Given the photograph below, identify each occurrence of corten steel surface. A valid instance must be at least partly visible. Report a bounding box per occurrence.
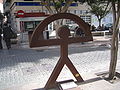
[29,13,93,47]
[44,26,84,89]
[29,13,93,89]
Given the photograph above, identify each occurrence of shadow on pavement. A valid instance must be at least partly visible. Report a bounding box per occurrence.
[77,77,103,85]
[0,43,110,69]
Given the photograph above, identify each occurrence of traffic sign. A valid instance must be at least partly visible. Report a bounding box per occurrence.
[17,10,25,18]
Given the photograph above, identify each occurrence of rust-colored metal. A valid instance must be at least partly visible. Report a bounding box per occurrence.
[29,13,93,89]
[44,26,84,89]
[29,13,93,47]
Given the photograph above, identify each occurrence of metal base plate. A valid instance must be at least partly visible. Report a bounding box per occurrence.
[57,79,81,90]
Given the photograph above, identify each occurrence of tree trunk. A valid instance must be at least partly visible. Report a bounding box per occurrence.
[98,19,101,27]
[109,27,119,79]
[61,0,74,13]
[108,1,120,79]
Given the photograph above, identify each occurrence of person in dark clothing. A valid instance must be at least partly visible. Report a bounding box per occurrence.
[0,27,3,49]
[75,26,85,44]
[3,23,11,49]
[75,26,84,37]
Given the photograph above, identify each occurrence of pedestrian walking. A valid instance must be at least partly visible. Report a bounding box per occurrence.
[75,26,85,44]
[3,23,12,49]
[75,26,84,37]
[0,27,3,49]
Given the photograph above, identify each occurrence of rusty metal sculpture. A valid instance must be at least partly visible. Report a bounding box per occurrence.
[30,13,93,89]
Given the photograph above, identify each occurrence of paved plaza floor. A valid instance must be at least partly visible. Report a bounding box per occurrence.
[0,36,120,90]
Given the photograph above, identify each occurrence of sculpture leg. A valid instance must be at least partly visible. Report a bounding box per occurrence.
[65,57,84,82]
[44,57,65,89]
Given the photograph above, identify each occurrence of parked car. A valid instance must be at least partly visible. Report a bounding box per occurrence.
[105,23,113,30]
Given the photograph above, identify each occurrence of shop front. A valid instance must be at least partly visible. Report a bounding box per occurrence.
[15,11,53,42]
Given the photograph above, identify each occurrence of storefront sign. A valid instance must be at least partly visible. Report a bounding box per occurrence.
[19,17,47,21]
[15,2,78,6]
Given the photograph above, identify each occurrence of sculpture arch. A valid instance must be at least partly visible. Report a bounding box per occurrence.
[30,13,93,47]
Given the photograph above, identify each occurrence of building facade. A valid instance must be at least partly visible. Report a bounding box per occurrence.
[3,0,93,32]
[3,0,113,33]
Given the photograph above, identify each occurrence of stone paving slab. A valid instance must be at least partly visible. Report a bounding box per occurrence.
[4,72,120,90]
[79,73,120,90]
[0,36,120,90]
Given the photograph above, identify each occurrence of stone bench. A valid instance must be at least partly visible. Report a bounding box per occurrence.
[92,30,111,36]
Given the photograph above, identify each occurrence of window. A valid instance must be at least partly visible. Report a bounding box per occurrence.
[76,10,79,14]
[74,10,76,14]
[32,10,40,13]
[25,10,32,13]
[80,15,91,24]
[35,21,40,27]
[66,19,71,24]
[24,21,41,31]
[24,22,34,31]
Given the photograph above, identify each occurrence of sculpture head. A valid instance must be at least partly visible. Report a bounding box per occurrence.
[57,25,70,39]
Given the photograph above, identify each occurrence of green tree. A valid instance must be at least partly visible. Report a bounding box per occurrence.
[86,0,120,80]
[40,0,85,37]
[86,0,111,27]
[40,0,85,14]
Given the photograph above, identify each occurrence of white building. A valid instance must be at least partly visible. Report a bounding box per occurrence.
[3,0,113,40]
